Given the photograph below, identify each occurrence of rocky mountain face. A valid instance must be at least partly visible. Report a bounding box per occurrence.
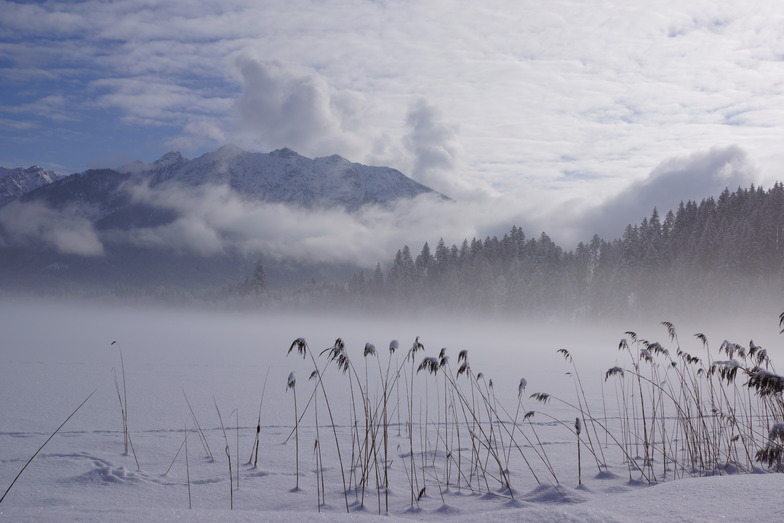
[0,165,60,206]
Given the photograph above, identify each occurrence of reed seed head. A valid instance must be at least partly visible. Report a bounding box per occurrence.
[661,321,677,341]
[644,341,668,357]
[710,360,740,383]
[746,368,784,397]
[288,338,308,358]
[417,356,439,375]
[605,366,624,381]
[518,377,527,398]
[769,423,784,442]
[530,392,551,404]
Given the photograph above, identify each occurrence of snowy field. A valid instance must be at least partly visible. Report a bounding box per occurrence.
[2,298,784,522]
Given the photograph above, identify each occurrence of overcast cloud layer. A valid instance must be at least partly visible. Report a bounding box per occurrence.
[1,1,782,252]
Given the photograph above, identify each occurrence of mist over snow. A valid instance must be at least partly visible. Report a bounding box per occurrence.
[2,298,784,521]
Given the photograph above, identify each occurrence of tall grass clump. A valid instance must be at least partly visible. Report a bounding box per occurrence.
[289,338,350,512]
[64,311,784,516]
[267,313,784,513]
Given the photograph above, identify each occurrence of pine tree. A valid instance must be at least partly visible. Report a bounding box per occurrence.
[251,258,268,294]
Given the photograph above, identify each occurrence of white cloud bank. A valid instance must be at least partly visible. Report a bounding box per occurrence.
[566,145,758,241]
[121,183,477,265]
[232,57,370,160]
[0,201,104,256]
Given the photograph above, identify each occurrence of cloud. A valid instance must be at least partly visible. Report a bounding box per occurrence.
[571,145,757,241]
[0,144,759,269]
[118,181,519,266]
[232,57,367,159]
[403,99,469,199]
[3,1,783,249]
[0,118,37,131]
[0,94,74,122]
[0,201,104,256]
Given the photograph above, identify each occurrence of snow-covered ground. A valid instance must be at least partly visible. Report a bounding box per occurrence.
[2,298,783,522]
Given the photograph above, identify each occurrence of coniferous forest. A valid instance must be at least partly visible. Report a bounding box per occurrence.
[333,183,784,319]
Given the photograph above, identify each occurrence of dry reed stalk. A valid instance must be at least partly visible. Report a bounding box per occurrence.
[249,367,270,467]
[309,370,325,510]
[185,424,191,509]
[576,417,582,486]
[182,388,213,461]
[0,389,96,505]
[286,371,299,491]
[213,397,233,509]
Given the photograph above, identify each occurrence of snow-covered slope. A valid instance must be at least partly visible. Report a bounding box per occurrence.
[130,145,447,211]
[0,165,59,206]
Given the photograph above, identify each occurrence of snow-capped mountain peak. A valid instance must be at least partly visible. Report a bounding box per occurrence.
[153,151,185,168]
[139,145,447,211]
[0,165,60,206]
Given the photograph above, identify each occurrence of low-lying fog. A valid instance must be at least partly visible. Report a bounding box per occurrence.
[3,297,782,436]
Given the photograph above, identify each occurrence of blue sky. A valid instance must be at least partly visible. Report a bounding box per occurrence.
[2,0,783,247]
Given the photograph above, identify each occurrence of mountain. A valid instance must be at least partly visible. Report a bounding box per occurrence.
[122,145,447,211]
[0,146,446,295]
[0,165,60,206]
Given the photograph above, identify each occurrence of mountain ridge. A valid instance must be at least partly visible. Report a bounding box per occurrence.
[0,165,60,206]
[117,145,447,211]
[1,145,448,212]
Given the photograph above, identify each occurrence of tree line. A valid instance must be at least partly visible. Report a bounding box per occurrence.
[338,183,784,318]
